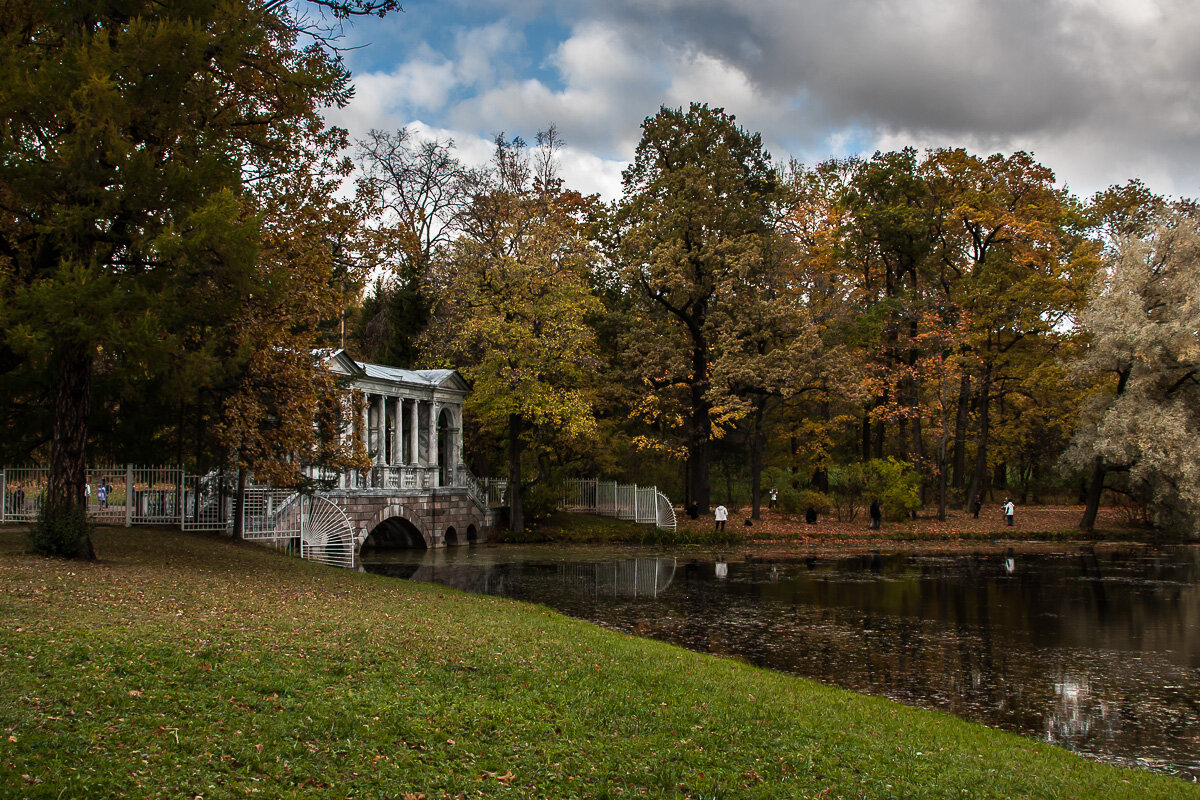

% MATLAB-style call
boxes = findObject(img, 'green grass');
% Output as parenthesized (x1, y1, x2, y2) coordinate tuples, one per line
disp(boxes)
(1, 526, 1194, 799)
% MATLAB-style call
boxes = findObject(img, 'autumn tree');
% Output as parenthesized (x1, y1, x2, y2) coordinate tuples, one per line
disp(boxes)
(1065, 211, 1200, 533)
(426, 133, 602, 532)
(922, 149, 1095, 506)
(615, 104, 778, 513)
(0, 0, 389, 557)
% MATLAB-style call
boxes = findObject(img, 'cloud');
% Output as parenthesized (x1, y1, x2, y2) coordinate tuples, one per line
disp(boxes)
(332, 0, 1200, 200)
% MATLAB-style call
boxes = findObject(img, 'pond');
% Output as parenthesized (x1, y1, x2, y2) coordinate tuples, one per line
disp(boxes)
(360, 542, 1200, 780)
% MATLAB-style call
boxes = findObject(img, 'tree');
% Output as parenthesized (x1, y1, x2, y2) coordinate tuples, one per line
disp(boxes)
(0, 0, 381, 557)
(615, 104, 778, 513)
(923, 149, 1094, 507)
(354, 128, 480, 366)
(1065, 212, 1200, 534)
(427, 134, 602, 532)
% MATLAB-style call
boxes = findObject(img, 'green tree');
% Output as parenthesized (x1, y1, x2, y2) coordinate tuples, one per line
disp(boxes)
(427, 134, 603, 532)
(0, 0, 388, 557)
(615, 104, 778, 513)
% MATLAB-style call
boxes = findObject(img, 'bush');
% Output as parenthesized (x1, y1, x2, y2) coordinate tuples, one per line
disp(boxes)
(862, 458, 922, 521)
(779, 487, 832, 517)
(29, 503, 95, 560)
(828, 458, 922, 522)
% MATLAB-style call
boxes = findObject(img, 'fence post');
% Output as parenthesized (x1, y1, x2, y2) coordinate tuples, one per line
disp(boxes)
(124, 464, 133, 528)
(1, 467, 6, 524)
(177, 466, 184, 530)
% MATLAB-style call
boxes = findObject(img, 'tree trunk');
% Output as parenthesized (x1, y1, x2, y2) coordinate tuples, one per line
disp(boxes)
(47, 340, 95, 559)
(965, 370, 992, 507)
(748, 399, 766, 520)
(951, 374, 971, 492)
(48, 341, 92, 510)
(937, 436, 948, 522)
(687, 390, 712, 515)
(1080, 366, 1130, 531)
(861, 413, 872, 461)
(507, 414, 524, 533)
(1080, 456, 1106, 531)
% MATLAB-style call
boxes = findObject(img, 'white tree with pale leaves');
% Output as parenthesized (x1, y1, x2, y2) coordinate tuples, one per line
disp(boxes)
(1065, 212, 1200, 534)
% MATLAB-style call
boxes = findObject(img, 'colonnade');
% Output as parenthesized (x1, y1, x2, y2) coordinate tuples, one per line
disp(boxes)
(354, 392, 461, 488)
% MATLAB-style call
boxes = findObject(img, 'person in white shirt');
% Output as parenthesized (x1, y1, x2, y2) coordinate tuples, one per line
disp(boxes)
(714, 503, 728, 531)
(1003, 498, 1015, 527)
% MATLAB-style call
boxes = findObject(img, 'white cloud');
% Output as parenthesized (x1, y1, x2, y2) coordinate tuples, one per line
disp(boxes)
(332, 0, 1200, 202)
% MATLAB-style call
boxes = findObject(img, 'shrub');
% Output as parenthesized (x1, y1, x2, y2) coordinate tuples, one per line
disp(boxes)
(862, 458, 922, 521)
(779, 487, 832, 517)
(29, 502, 94, 560)
(828, 458, 922, 522)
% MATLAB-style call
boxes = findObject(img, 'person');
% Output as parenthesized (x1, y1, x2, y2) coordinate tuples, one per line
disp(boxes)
(971, 493, 982, 519)
(714, 503, 728, 532)
(869, 499, 882, 530)
(96, 481, 108, 510)
(1003, 497, 1015, 527)
(686, 501, 699, 520)
(768, 487, 778, 510)
(805, 506, 817, 525)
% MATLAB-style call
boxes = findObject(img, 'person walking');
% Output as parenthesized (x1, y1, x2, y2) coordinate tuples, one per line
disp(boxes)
(869, 499, 882, 530)
(768, 488, 778, 510)
(714, 503, 728, 532)
(971, 493, 982, 519)
(1003, 497, 1015, 527)
(97, 482, 108, 510)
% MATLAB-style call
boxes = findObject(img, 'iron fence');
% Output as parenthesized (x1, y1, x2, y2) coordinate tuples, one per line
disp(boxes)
(561, 479, 677, 531)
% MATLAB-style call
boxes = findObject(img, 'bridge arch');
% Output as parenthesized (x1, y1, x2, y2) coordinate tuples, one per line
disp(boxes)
(361, 516, 428, 551)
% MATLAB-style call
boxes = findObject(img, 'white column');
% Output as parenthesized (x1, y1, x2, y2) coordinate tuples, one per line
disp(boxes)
(430, 401, 441, 486)
(374, 393, 386, 466)
(409, 399, 420, 466)
(398, 398, 408, 465)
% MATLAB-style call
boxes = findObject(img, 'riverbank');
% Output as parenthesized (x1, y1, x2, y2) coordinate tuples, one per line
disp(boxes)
(520, 504, 1167, 548)
(2, 525, 1194, 799)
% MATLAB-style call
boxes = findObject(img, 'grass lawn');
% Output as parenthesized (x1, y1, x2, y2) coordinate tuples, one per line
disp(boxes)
(1, 525, 1194, 799)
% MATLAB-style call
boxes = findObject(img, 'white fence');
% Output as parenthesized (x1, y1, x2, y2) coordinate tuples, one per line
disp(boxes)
(1, 465, 185, 527)
(561, 479, 677, 531)
(2, 465, 355, 570)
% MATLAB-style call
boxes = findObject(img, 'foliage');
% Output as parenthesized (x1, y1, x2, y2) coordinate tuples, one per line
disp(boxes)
(781, 488, 833, 517)
(425, 133, 603, 531)
(614, 103, 779, 511)
(0, 0, 372, 554)
(1064, 213, 1200, 535)
(28, 503, 93, 560)
(828, 458, 922, 522)
(353, 128, 481, 365)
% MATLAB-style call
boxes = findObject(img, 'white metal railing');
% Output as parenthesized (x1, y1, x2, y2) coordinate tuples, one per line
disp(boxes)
(0, 465, 185, 527)
(561, 479, 677, 531)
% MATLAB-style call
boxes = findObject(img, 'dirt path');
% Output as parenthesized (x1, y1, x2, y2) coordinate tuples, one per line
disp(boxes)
(679, 503, 1147, 552)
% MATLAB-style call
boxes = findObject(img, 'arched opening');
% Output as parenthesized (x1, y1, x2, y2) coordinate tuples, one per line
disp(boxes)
(444, 526, 458, 546)
(437, 408, 452, 486)
(466, 524, 478, 543)
(361, 516, 427, 551)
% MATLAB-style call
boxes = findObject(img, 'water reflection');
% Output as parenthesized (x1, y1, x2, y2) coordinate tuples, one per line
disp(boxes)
(362, 544, 1200, 780)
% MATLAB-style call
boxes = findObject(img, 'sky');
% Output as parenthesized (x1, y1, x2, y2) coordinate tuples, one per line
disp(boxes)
(323, 0, 1200, 203)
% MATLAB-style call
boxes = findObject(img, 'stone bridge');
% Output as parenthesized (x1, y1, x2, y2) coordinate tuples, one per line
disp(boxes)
(327, 486, 497, 551)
